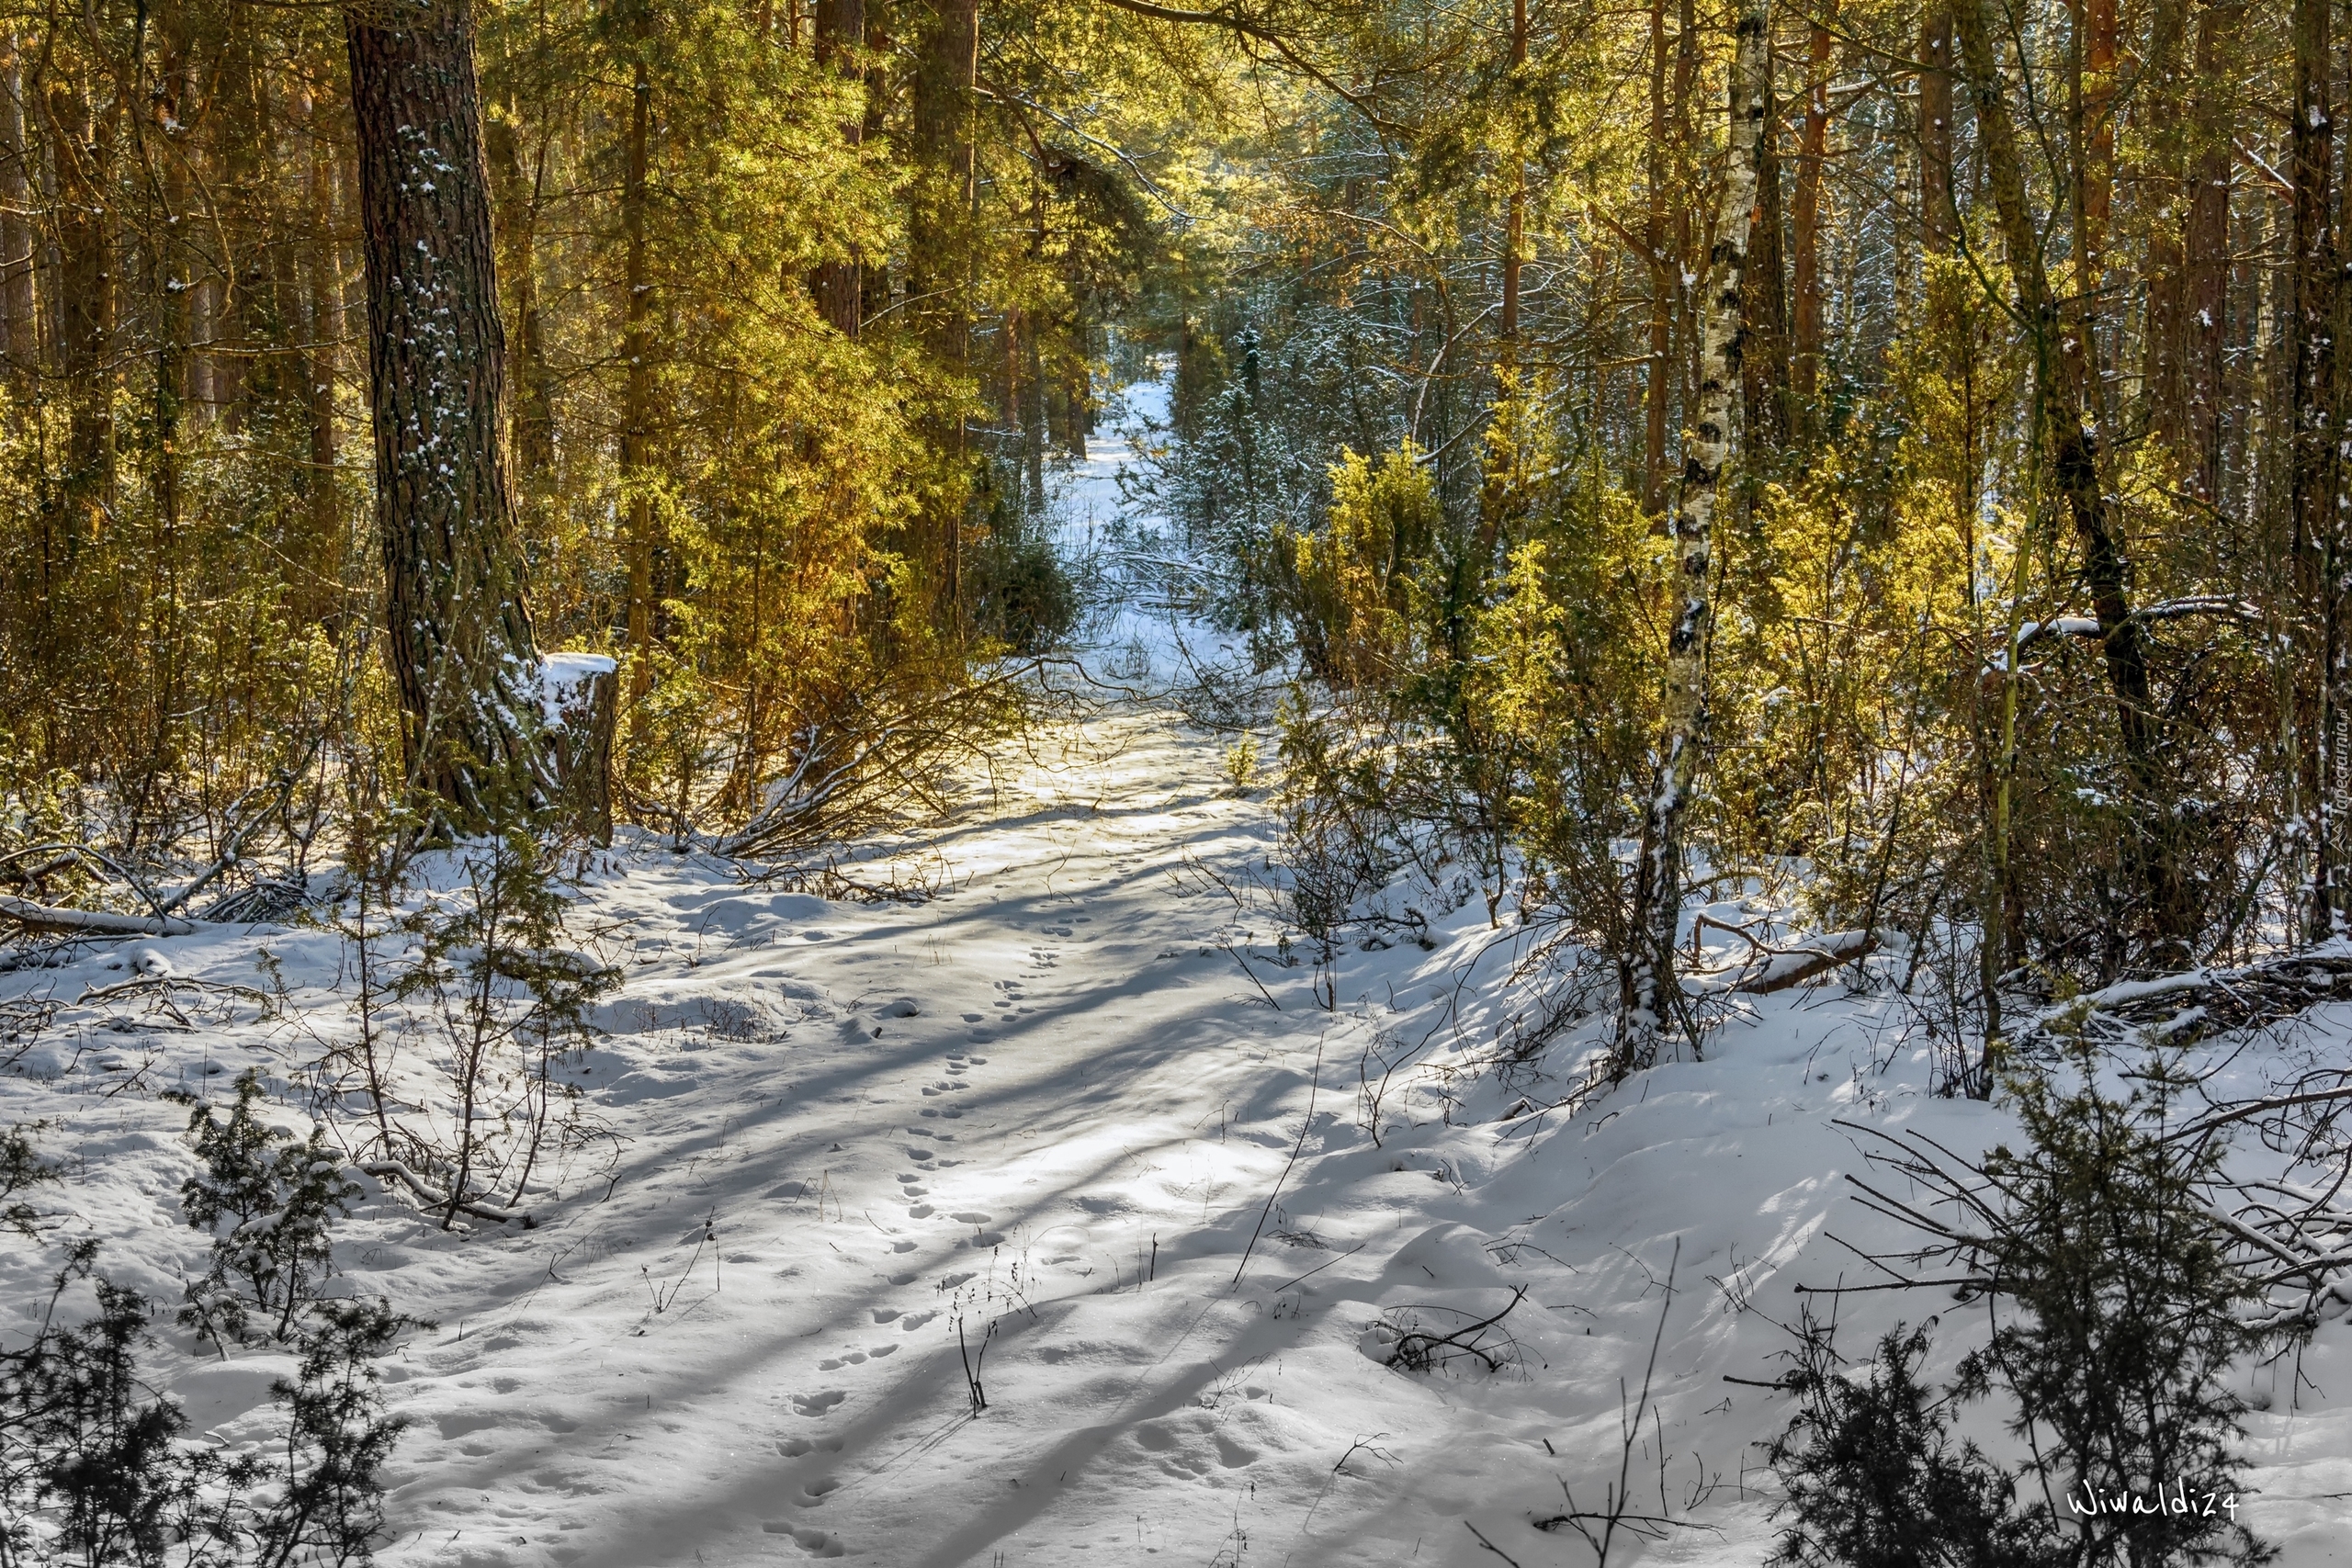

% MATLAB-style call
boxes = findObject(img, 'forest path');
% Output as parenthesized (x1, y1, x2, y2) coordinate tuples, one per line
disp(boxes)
(369, 701, 1513, 1568)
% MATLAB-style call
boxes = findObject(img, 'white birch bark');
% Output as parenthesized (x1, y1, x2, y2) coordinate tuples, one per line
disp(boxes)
(1620, 0, 1771, 1065)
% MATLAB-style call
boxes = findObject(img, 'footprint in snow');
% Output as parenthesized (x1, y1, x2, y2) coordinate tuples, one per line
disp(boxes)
(777, 1438, 842, 1458)
(795, 1476, 842, 1506)
(790, 1390, 845, 1417)
(760, 1523, 842, 1557)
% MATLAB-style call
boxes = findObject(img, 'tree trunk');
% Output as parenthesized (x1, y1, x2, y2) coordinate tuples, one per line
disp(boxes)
(810, 0, 865, 337)
(2293, 0, 2346, 933)
(2182, 2, 2238, 509)
(2079, 0, 2117, 306)
(47, 82, 114, 537)
(911, 0, 978, 636)
(860, 5, 892, 326)
(345, 0, 545, 828)
(0, 32, 34, 404)
(1642, 0, 1669, 513)
(1742, 53, 1788, 455)
(1622, 0, 1770, 1059)
(1955, 0, 2189, 966)
(1499, 0, 1526, 347)
(485, 104, 554, 485)
(1790, 4, 1831, 434)
(620, 11, 660, 705)
(2137, 0, 2189, 464)
(1918, 7, 1953, 256)
(301, 86, 345, 625)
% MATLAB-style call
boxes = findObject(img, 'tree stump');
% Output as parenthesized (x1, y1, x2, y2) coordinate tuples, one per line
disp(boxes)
(540, 654, 617, 845)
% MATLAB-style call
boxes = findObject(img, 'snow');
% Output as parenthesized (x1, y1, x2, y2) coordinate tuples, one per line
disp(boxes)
(540, 652, 618, 727)
(7, 387, 2352, 1568)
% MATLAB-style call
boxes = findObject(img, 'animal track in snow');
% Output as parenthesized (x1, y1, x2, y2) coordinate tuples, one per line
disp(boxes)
(776, 1437, 842, 1458)
(760, 1523, 842, 1557)
(908, 1204, 934, 1218)
(790, 1390, 845, 1417)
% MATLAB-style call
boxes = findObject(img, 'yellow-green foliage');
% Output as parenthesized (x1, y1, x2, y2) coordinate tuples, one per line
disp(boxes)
(1288, 443, 1441, 687)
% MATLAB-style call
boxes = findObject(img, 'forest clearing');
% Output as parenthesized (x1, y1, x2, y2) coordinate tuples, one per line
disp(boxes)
(8, 0, 2352, 1563)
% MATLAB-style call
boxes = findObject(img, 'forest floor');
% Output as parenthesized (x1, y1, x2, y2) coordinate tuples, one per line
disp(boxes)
(6, 404, 2352, 1568)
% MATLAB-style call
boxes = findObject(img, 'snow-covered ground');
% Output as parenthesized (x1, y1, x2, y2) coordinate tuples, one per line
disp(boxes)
(6, 389, 2352, 1567)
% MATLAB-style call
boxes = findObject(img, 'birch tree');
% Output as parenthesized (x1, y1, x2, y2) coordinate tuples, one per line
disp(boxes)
(1619, 0, 1770, 1066)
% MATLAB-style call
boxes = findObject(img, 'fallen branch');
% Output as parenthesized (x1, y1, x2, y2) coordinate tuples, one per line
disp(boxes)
(1232, 1037, 1325, 1287)
(358, 1160, 532, 1227)
(2010, 940, 2352, 1057)
(0, 896, 197, 937)
(1219, 941, 1283, 1010)
(1732, 930, 1882, 995)
(77, 975, 280, 1021)
(1386, 1285, 1527, 1373)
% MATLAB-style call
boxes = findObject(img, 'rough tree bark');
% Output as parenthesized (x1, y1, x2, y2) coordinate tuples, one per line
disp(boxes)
(1642, 0, 1670, 513)
(811, 0, 865, 337)
(2287, 0, 2337, 931)
(300, 85, 345, 625)
(1621, 0, 1770, 1062)
(485, 101, 554, 485)
(47, 81, 114, 534)
(1918, 6, 1953, 256)
(1499, 0, 1526, 346)
(912, 0, 979, 631)
(345, 0, 546, 828)
(619, 4, 661, 705)
(1742, 56, 1788, 454)
(2181, 1, 2237, 508)
(2138, 0, 2189, 466)
(1954, 0, 2189, 967)
(1790, 2, 1832, 433)
(0, 32, 34, 402)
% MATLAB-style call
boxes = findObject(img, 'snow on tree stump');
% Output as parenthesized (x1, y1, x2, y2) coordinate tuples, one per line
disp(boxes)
(540, 654, 618, 845)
